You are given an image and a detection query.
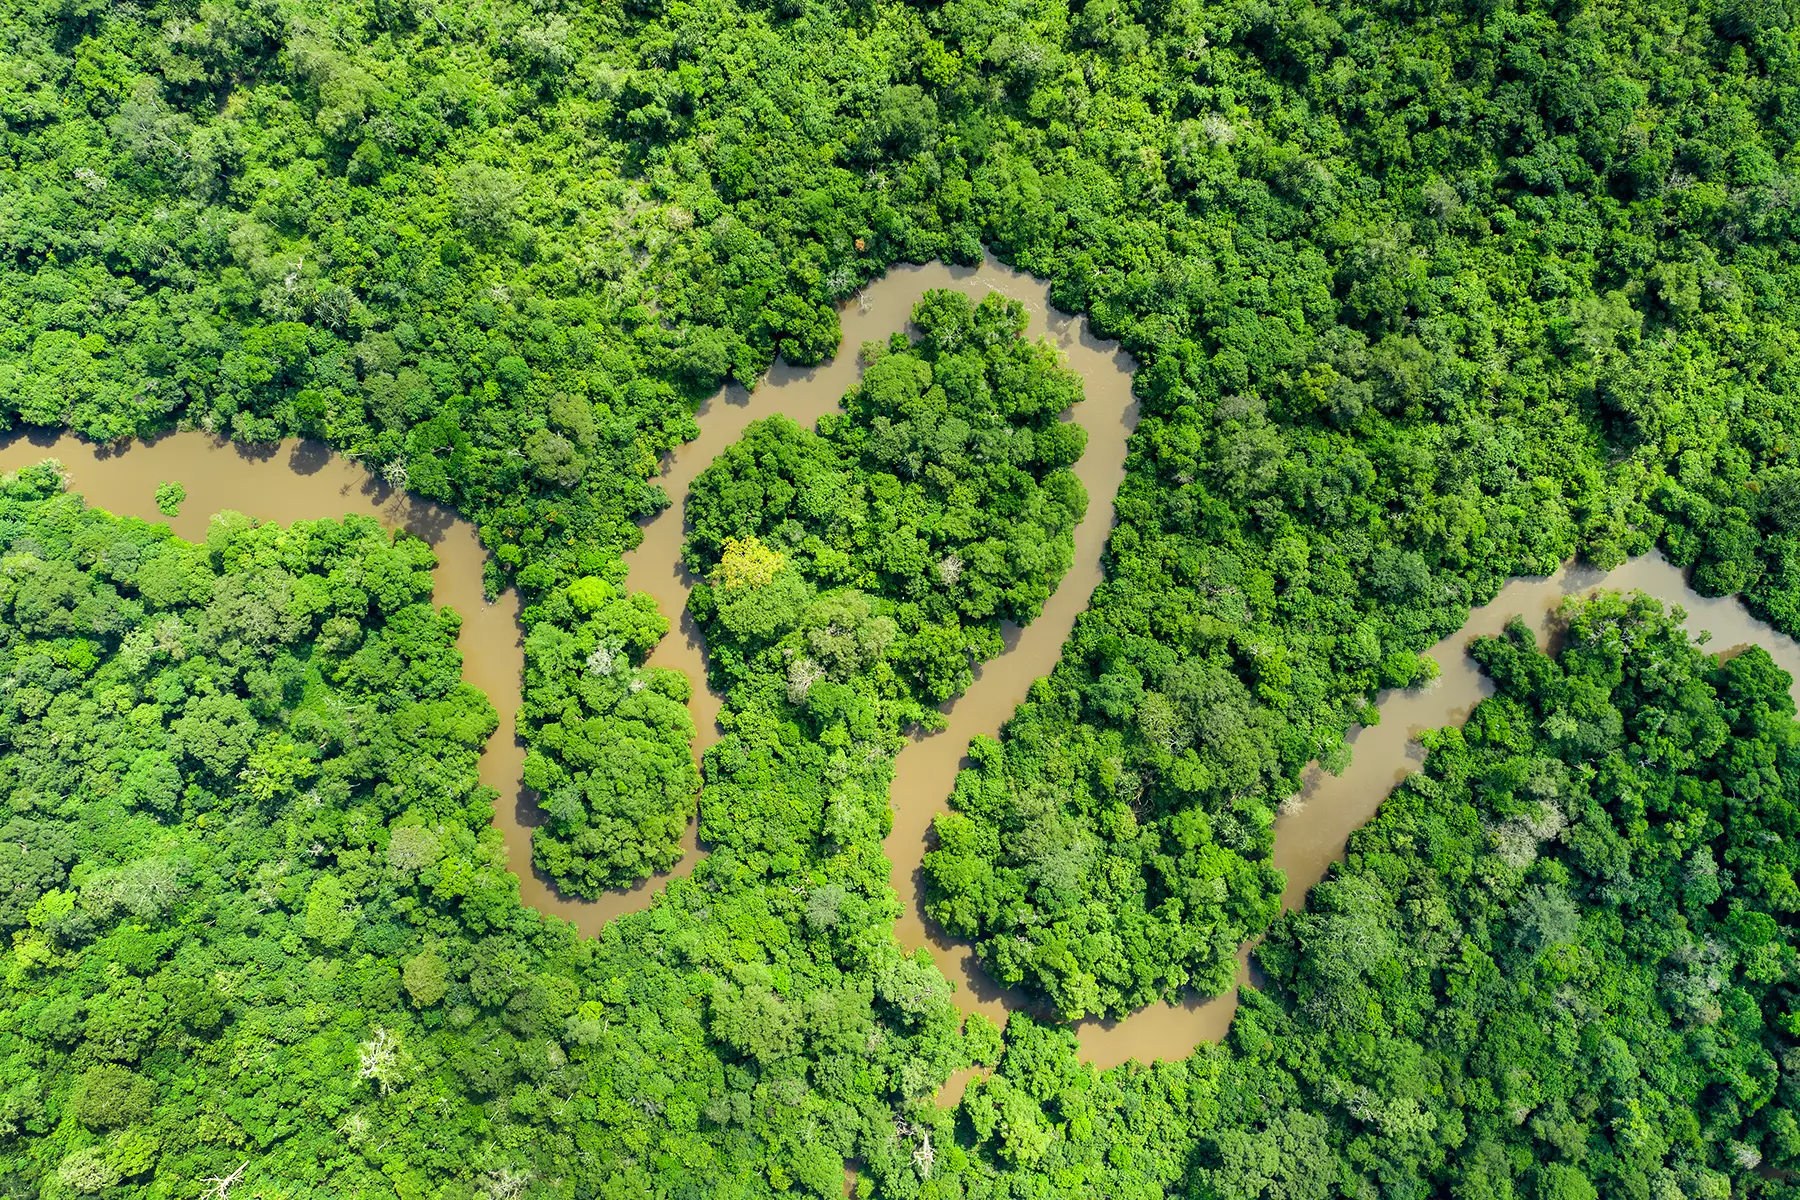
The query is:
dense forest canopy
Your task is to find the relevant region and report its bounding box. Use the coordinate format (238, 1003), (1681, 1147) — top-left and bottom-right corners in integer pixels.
(519, 565), (699, 895)
(935, 595), (1800, 1198)
(919, 0), (1800, 1022)
(6, 0), (1800, 1191)
(6, 0), (1800, 1015)
(0, 469), (986, 1198)
(685, 289), (1088, 705)
(11, 474), (1800, 1196)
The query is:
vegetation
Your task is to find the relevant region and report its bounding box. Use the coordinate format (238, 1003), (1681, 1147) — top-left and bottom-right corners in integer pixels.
(0, 463), (521, 1191)
(519, 567), (699, 894)
(6, 0), (1800, 1189)
(685, 288), (1087, 707)
(12, 475), (1798, 1198)
(919, 0), (1800, 1018)
(6, 0), (1800, 1002)
(152, 481), (184, 518)
(0, 0), (977, 600)
(1238, 593), (1800, 1196)
(0, 465), (981, 1198)
(938, 595), (1800, 1197)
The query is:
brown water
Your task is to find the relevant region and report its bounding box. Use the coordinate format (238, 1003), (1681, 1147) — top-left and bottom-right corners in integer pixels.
(10, 260), (1800, 1078)
(550, 254), (1140, 931)
(1055, 553), (1800, 1069)
(0, 255), (1139, 943)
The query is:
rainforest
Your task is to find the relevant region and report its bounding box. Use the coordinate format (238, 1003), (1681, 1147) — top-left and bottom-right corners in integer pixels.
(2, 0), (1800, 1193)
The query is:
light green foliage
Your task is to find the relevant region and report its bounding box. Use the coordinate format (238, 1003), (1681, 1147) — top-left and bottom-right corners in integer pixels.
(66, 1066), (155, 1130)
(6, 0), (1800, 1189)
(919, 0), (1800, 1018)
(303, 875), (357, 947)
(152, 481), (184, 517)
(401, 948), (449, 1007)
(0, 465), (978, 1199)
(711, 535), (786, 593)
(927, 597), (1800, 1197)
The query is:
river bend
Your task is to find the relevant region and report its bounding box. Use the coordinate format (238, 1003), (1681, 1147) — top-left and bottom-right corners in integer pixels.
(6, 257), (1800, 1074)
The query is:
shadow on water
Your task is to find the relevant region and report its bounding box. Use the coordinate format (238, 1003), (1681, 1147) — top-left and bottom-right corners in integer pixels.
(229, 438), (282, 464)
(288, 440), (332, 477)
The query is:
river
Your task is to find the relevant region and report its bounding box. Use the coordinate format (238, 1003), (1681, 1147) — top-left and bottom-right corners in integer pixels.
(6, 256), (1799, 1078)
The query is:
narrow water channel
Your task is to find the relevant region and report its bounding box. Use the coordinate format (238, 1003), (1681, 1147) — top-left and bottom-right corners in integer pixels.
(7, 258), (1800, 1078)
(1055, 552), (1800, 1070)
(524, 254), (1141, 930)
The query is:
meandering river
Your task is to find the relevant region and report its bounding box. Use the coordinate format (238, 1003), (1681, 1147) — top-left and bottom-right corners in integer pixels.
(7, 256), (1800, 1076)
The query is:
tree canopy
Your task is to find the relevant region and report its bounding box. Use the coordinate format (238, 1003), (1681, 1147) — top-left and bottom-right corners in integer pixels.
(686, 288), (1087, 706)
(0, 464), (983, 1198)
(6, 0), (1800, 1189)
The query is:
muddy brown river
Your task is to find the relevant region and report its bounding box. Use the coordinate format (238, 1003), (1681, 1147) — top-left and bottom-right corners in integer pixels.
(7, 256), (1800, 1078)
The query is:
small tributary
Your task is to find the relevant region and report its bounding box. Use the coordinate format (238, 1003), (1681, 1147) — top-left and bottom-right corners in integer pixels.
(7, 258), (1799, 1075)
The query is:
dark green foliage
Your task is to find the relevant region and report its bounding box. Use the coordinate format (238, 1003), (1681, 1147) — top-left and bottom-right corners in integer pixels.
(1214, 593), (1800, 1195)
(6, 0), (1800, 1188)
(10, 0), (1800, 1027)
(921, 0), (1800, 1017)
(929, 596), (1800, 1196)
(0, 464), (980, 1198)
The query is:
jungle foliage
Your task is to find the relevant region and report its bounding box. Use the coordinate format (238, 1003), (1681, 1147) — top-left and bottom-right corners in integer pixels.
(11, 483), (1798, 1199)
(0, 467), (984, 1199)
(7, 0), (1800, 1190)
(1232, 593), (1800, 1197)
(916, 596), (1800, 1198)
(6, 0), (1800, 999)
(919, 0), (1800, 1016)
(518, 568), (699, 895)
(685, 289), (1087, 708)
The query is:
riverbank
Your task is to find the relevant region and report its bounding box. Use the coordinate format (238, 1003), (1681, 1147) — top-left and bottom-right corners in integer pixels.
(7, 256), (1798, 1073)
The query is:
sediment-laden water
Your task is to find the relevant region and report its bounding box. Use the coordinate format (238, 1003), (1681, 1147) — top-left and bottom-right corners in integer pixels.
(8, 257), (1796, 1075)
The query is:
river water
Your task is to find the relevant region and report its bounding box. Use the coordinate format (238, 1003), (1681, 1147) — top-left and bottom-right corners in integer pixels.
(7, 258), (1799, 1079)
